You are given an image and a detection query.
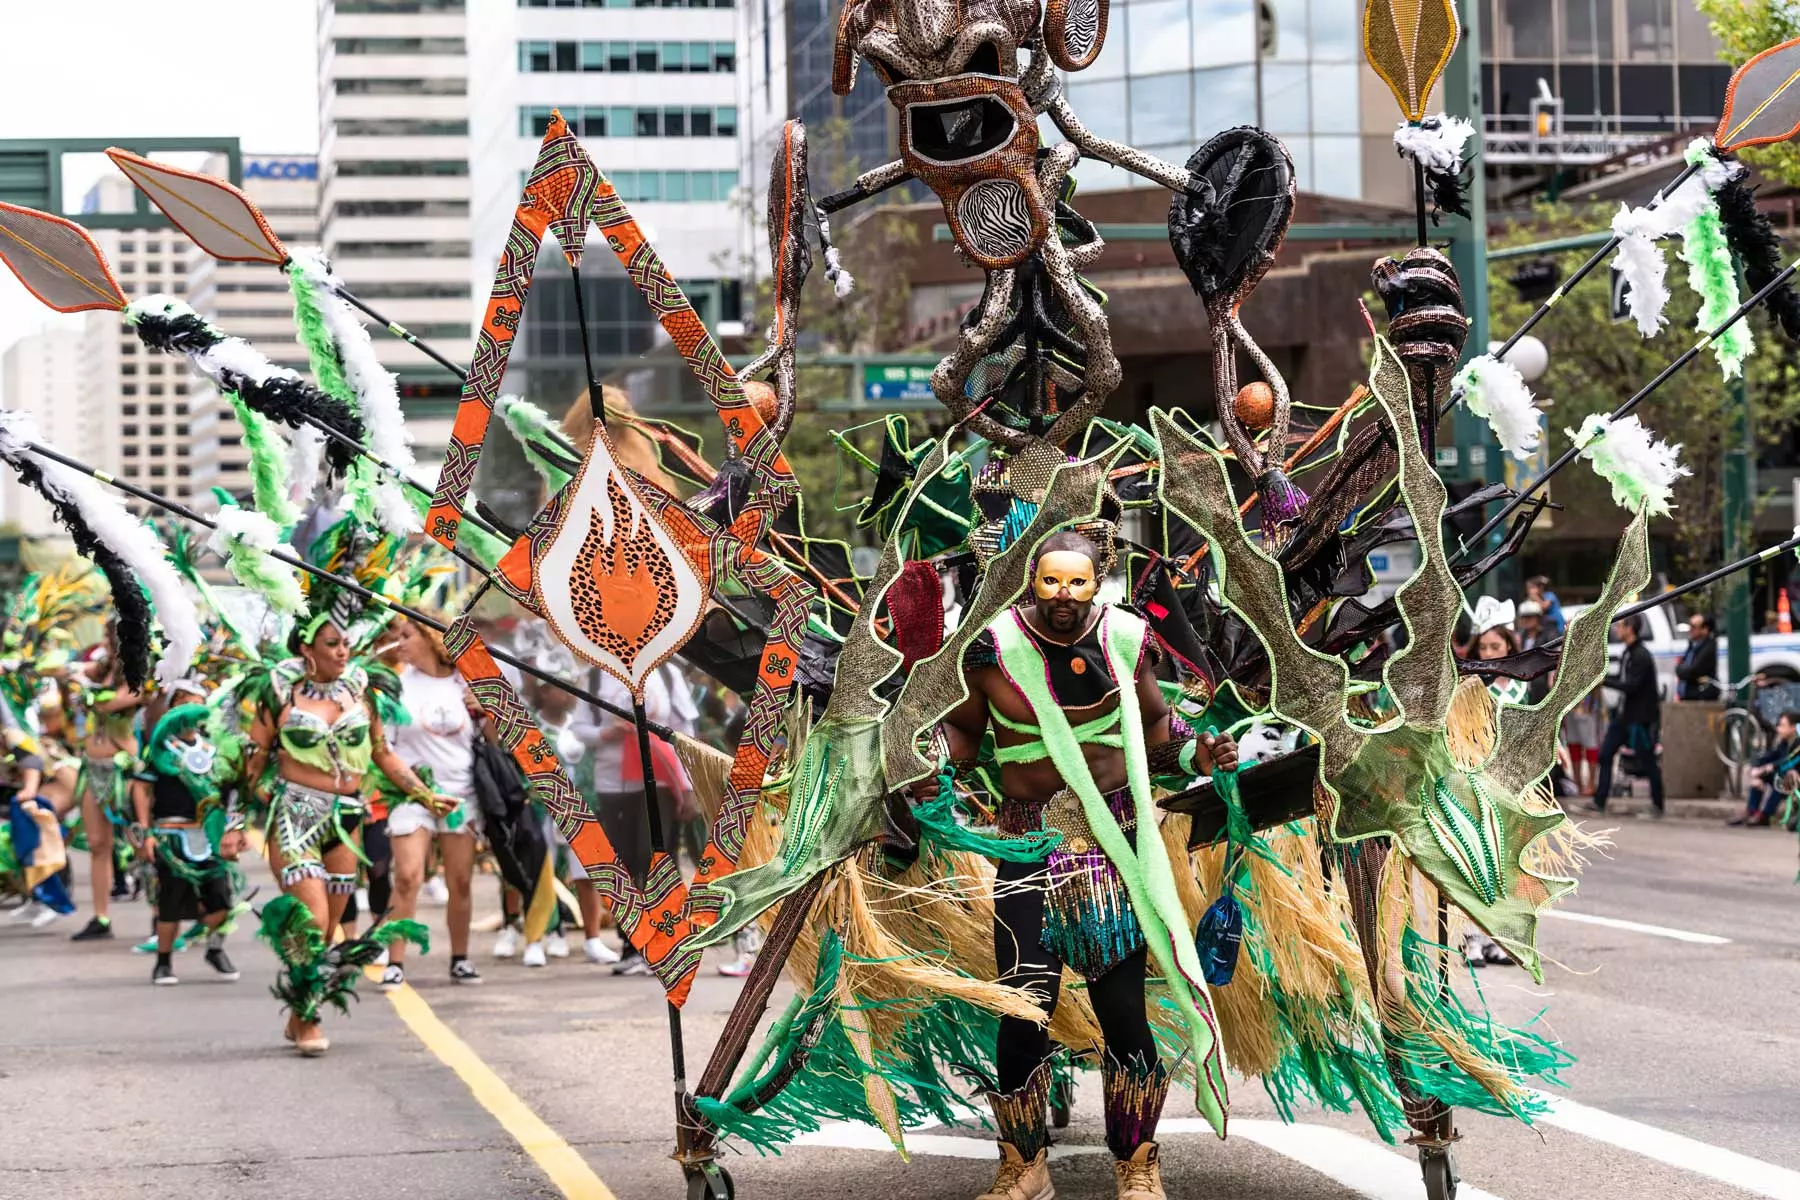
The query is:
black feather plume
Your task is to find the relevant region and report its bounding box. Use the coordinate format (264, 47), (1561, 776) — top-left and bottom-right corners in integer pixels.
(1716, 173), (1800, 342)
(130, 307), (366, 479)
(8, 455), (153, 688)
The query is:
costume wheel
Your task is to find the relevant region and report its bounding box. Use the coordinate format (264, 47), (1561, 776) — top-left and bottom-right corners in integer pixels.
(1419, 1146), (1458, 1200)
(684, 1162), (734, 1200)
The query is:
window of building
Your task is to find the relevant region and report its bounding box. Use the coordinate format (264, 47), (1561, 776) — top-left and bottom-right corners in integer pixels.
(147, 362), (164, 375)
(119, 261), (135, 274)
(522, 105), (556, 136)
(150, 465), (166, 477)
(578, 107), (608, 136)
(635, 108), (660, 136)
(664, 107), (687, 136)
(336, 160), (469, 176)
(714, 41), (736, 71)
(336, 77), (468, 95)
(340, 0), (466, 11)
(149, 443), (165, 457)
(608, 41), (632, 71)
(332, 199), (470, 220)
(555, 40), (579, 71)
(337, 118), (470, 136)
(220, 434), (242, 447)
(122, 424), (139, 437)
(145, 239), (162, 252)
(124, 465), (140, 477)
(149, 424), (166, 436)
(334, 240), (474, 259)
(334, 37), (467, 54)
(120, 240), (136, 252)
(521, 40), (552, 71)
(174, 384), (188, 397)
(582, 41), (606, 71)
(177, 486), (192, 498)
(662, 41), (686, 71)
(716, 106), (737, 137)
(121, 363), (137, 376)
(174, 424), (188, 437)
(122, 404), (137, 415)
(350, 281), (473, 299)
(635, 42), (657, 71)
(148, 404), (165, 416)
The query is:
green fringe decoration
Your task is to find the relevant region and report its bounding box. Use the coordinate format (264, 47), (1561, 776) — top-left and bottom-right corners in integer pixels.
(257, 894), (429, 1022)
(1680, 199), (1753, 379)
(694, 934), (998, 1155)
(913, 769), (1059, 863)
(1392, 927), (1570, 1120)
(499, 395), (574, 492)
(227, 392), (299, 528)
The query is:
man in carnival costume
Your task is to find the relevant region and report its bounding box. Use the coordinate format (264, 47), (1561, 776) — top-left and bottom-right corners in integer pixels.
(934, 529), (1236, 1200)
(129, 703), (242, 986)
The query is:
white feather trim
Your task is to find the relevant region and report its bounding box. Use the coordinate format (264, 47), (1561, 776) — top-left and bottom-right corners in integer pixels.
(206, 506), (305, 614)
(1393, 115), (1475, 175)
(1567, 413), (1691, 517)
(825, 246), (855, 298)
(0, 410), (199, 685)
(289, 249), (420, 533)
(287, 425), (326, 514)
(1451, 354), (1543, 459)
(1610, 204), (1674, 337)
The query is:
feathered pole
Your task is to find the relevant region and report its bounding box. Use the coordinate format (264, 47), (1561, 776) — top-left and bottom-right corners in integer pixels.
(1364, 0), (1462, 246)
(104, 148), (474, 387)
(1456, 252), (1800, 558)
(0, 413), (199, 689)
(0, 421), (664, 733)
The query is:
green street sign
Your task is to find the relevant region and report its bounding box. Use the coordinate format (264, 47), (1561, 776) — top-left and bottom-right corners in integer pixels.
(862, 361), (933, 403)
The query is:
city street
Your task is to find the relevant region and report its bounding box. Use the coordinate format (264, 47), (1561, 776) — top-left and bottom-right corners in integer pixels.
(4, 818), (1799, 1200)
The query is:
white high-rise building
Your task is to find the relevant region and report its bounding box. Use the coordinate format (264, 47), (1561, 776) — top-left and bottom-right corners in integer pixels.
(0, 329), (86, 539)
(317, 0), (474, 462)
(185, 154), (322, 509)
(465, 0), (744, 412)
(76, 177), (195, 515)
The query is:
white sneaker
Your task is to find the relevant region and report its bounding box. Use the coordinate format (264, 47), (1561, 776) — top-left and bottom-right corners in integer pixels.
(545, 931), (570, 959)
(379, 963), (406, 991)
(583, 936), (621, 965)
(31, 905), (67, 929)
(493, 926), (522, 959)
(522, 941), (547, 968)
(10, 901), (44, 924)
(421, 876), (449, 905)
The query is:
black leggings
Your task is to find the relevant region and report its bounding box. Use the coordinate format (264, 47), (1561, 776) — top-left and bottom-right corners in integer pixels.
(362, 817), (392, 922)
(993, 858), (1159, 1092)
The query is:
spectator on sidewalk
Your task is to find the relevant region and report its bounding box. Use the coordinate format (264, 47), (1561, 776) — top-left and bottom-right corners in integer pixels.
(1675, 612), (1721, 702)
(1729, 710), (1800, 827)
(1592, 614), (1664, 817)
(1525, 576), (1567, 637)
(1515, 600), (1552, 705)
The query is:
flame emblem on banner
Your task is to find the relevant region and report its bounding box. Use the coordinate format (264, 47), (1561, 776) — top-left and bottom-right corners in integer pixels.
(536, 428), (707, 699)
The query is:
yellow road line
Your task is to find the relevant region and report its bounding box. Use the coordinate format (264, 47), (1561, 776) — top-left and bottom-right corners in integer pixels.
(382, 982), (618, 1200)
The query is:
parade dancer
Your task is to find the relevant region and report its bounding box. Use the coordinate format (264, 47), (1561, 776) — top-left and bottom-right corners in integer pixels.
(68, 623), (144, 941)
(933, 531), (1237, 1200)
(243, 613), (435, 1056)
(130, 704), (241, 986)
(3, 728), (75, 928)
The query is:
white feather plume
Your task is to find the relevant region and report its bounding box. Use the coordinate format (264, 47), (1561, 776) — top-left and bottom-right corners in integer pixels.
(1451, 353), (1543, 459)
(1393, 114), (1475, 175)
(0, 411), (199, 686)
(289, 249), (419, 533)
(1606, 145), (1745, 340)
(825, 246), (855, 298)
(287, 425), (326, 514)
(206, 507), (305, 615)
(1567, 413), (1692, 517)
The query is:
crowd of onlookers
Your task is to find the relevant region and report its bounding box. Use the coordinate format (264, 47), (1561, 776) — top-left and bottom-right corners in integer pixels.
(1460, 573), (1799, 828)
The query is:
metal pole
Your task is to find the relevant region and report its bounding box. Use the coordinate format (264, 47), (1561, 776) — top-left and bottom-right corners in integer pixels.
(1445, 0), (1495, 577)
(632, 697), (689, 1147)
(1724, 366), (1755, 689)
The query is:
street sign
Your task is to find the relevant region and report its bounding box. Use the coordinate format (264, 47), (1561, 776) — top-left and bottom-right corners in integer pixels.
(862, 361), (933, 403)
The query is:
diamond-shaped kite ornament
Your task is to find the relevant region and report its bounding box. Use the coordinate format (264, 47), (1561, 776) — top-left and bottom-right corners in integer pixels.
(1364, 0), (1460, 122)
(0, 202), (127, 313)
(1718, 37), (1800, 152)
(105, 147), (288, 265)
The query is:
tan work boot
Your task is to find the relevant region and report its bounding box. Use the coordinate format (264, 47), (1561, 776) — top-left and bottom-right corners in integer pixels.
(978, 1141), (1054, 1200)
(1113, 1142), (1164, 1200)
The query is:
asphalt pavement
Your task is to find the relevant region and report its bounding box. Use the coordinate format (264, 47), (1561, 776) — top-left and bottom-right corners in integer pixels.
(3, 815), (1798, 1200)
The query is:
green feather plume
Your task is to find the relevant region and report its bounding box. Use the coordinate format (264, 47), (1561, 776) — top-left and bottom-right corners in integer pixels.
(498, 394), (574, 492)
(226, 391), (299, 528)
(207, 505), (306, 615)
(288, 263), (381, 521)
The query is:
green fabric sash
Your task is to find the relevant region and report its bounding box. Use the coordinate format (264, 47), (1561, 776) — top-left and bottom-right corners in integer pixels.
(991, 607), (1229, 1134)
(990, 705), (1124, 764)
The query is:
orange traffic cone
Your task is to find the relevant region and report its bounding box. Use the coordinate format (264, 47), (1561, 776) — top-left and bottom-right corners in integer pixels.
(1780, 589), (1792, 634)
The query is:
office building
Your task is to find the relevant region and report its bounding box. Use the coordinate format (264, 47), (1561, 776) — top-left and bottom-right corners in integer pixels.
(467, 0), (745, 418)
(0, 329), (87, 538)
(317, 0), (474, 464)
(185, 155), (321, 508)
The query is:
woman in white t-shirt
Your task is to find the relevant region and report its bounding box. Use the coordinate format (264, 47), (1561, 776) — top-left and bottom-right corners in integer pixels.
(381, 619), (484, 989)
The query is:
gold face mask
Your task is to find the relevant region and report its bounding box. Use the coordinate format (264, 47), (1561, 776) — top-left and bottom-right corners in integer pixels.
(1033, 551), (1099, 602)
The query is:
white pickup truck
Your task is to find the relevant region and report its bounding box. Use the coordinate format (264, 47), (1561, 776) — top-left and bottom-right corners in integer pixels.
(1564, 602), (1800, 702)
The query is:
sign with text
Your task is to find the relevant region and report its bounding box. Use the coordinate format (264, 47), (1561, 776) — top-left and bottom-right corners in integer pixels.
(862, 361), (933, 403)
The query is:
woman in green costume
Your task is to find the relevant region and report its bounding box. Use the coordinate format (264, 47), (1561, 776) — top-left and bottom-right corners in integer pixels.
(242, 613), (441, 1055)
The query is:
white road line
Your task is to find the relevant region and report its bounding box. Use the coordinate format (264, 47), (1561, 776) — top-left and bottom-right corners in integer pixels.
(1165, 1119), (1507, 1200)
(799, 1117), (1507, 1198)
(1534, 1094), (1800, 1200)
(1542, 909), (1732, 944)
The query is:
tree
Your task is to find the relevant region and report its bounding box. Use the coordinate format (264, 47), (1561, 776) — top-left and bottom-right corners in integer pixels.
(1486, 205), (1800, 587)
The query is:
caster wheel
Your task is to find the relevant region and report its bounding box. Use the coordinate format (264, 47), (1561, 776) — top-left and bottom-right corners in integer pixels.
(1419, 1147), (1458, 1200)
(685, 1162), (734, 1200)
